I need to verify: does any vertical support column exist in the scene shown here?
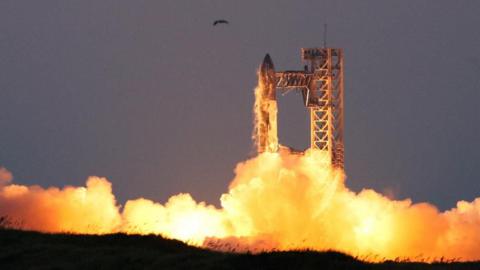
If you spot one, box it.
[333,49,344,169]
[326,48,334,165]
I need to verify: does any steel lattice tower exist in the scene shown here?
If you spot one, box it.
[261,48,344,169]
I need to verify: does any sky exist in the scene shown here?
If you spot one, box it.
[0,0,479,210]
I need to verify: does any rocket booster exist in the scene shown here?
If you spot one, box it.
[255,54,279,153]
[259,54,277,100]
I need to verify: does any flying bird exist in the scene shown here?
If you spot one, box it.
[213,19,229,26]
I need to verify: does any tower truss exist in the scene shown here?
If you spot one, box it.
[275,48,344,169]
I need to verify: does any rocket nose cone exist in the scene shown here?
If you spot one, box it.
[261,53,274,72]
[263,53,272,64]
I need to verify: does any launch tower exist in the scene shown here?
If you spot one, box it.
[259,48,345,169]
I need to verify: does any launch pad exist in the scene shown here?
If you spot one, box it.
[258,48,345,169]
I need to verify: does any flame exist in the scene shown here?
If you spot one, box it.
[253,70,278,153]
[1,79,480,262]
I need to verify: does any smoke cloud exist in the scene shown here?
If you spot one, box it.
[1,78,480,261]
[1,151,480,261]
[0,166,13,187]
[0,176,121,233]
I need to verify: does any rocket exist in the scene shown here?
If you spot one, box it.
[255,54,279,153]
[259,54,277,101]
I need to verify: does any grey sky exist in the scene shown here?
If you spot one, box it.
[0,1,479,210]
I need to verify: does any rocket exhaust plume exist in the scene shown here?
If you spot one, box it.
[2,50,480,261]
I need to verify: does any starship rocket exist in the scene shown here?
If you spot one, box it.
[259,54,277,101]
[256,54,278,153]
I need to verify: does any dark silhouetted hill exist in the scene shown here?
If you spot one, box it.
[0,229,479,269]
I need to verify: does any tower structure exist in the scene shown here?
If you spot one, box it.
[258,48,345,169]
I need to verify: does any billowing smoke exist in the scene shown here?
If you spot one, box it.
[2,153,480,261]
[1,78,480,262]
[0,166,13,187]
[0,175,121,233]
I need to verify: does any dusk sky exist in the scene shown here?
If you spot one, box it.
[1,1,479,210]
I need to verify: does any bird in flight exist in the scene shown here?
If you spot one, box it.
[213,19,229,26]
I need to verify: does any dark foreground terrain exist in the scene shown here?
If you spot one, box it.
[0,229,479,270]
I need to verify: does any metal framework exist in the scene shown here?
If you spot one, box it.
[275,48,344,169]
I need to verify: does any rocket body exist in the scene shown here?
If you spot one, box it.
[255,54,278,153]
[260,54,277,101]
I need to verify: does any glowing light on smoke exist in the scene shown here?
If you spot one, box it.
[0,167,13,186]
[0,177,121,233]
[1,75,480,262]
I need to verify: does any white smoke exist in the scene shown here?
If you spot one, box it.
[0,166,13,187]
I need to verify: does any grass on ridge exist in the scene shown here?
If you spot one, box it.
[0,229,479,270]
